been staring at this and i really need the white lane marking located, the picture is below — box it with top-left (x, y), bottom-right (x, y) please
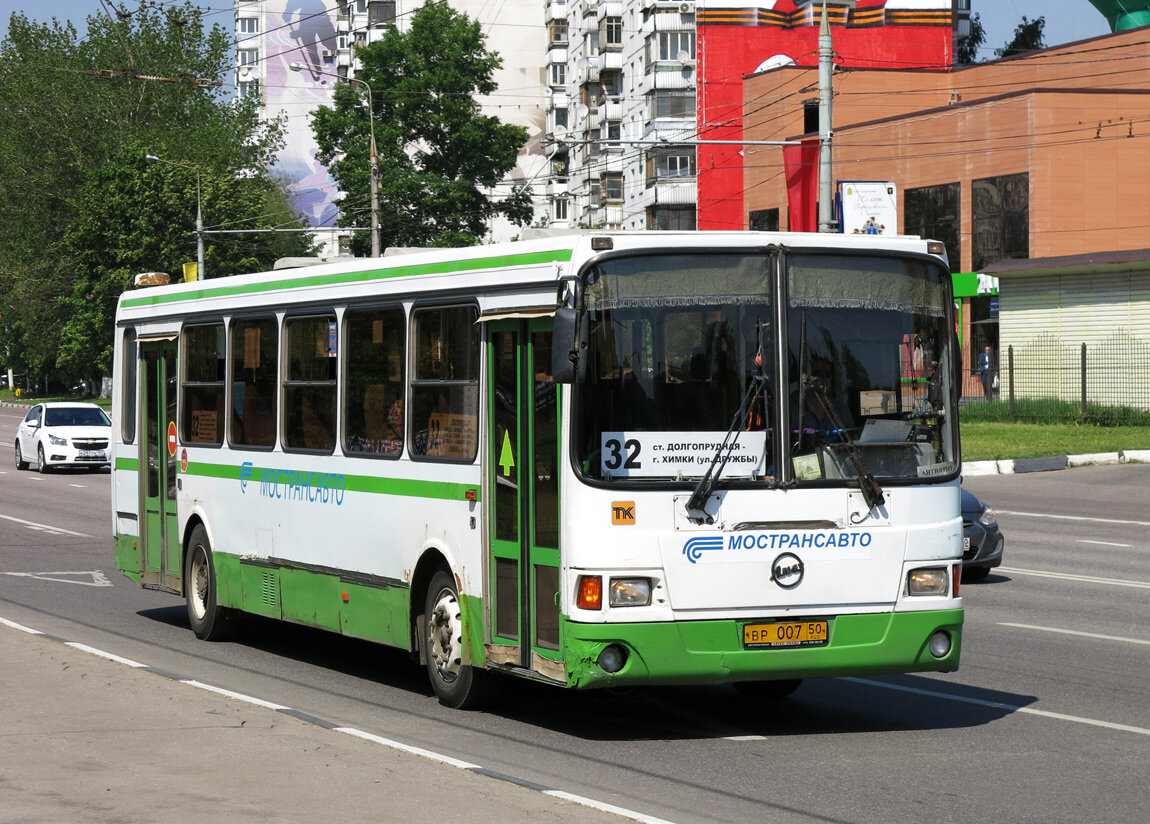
top-left (998, 509), bottom-right (1150, 528)
top-left (1, 570), bottom-right (113, 587)
top-left (997, 566), bottom-right (1150, 589)
top-left (544, 790), bottom-right (680, 824)
top-left (0, 616), bottom-right (43, 634)
top-left (1076, 540), bottom-right (1131, 548)
top-left (844, 677), bottom-right (1150, 736)
top-left (0, 513), bottom-right (93, 538)
top-left (335, 727), bottom-right (481, 769)
top-left (66, 642), bottom-right (148, 667)
top-left (68, 483), bottom-right (87, 489)
top-left (999, 623), bottom-right (1150, 647)
top-left (180, 680), bottom-right (290, 711)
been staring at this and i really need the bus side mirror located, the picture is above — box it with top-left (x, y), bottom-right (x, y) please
top-left (552, 306), bottom-right (585, 384)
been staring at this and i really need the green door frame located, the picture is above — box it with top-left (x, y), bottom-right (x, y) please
top-left (487, 319), bottom-right (562, 680)
top-left (139, 338), bottom-right (181, 592)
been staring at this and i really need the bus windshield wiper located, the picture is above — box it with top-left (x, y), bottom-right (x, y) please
top-left (685, 373), bottom-right (768, 524)
top-left (805, 376), bottom-right (886, 511)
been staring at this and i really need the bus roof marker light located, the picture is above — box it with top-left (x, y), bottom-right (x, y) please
top-left (590, 237), bottom-right (613, 251)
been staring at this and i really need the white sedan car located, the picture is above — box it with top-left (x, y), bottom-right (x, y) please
top-left (14, 402), bottom-right (112, 473)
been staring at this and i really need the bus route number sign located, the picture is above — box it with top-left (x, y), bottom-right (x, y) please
top-left (743, 620), bottom-right (829, 649)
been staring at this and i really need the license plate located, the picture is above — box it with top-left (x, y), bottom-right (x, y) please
top-left (79, 450), bottom-right (104, 458)
top-left (963, 536), bottom-right (971, 549)
top-left (743, 620), bottom-right (829, 649)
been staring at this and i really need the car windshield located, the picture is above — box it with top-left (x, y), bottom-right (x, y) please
top-left (45, 407), bottom-right (111, 427)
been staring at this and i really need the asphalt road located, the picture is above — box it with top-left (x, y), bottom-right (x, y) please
top-left (2, 404), bottom-right (1148, 824)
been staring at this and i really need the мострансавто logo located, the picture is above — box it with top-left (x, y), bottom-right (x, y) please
top-left (682, 530), bottom-right (871, 564)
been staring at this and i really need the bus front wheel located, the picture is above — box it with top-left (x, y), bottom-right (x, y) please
top-left (185, 525), bottom-right (240, 641)
top-left (424, 570), bottom-right (494, 709)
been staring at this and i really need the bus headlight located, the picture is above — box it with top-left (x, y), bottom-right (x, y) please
top-left (907, 567), bottom-right (949, 596)
top-left (609, 578), bottom-right (651, 607)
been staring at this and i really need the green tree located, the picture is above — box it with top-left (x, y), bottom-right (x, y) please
top-left (996, 16), bottom-right (1047, 58)
top-left (955, 12), bottom-right (986, 64)
top-left (310, 1), bottom-right (533, 254)
top-left (0, 4), bottom-right (312, 391)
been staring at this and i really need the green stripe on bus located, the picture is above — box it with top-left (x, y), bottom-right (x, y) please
top-left (116, 456), bottom-right (140, 471)
top-left (181, 461), bottom-right (480, 501)
top-left (120, 248), bottom-right (574, 309)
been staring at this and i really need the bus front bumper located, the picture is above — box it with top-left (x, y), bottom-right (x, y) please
top-left (560, 609), bottom-right (963, 689)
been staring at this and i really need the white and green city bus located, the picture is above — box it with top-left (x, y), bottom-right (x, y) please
top-left (112, 231), bottom-right (964, 708)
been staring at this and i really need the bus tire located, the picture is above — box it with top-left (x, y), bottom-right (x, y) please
top-left (734, 679), bottom-right (803, 700)
top-left (185, 525), bottom-right (240, 641)
top-left (424, 570), bottom-right (495, 709)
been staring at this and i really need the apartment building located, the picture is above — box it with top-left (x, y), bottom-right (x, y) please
top-left (235, 0), bottom-right (546, 245)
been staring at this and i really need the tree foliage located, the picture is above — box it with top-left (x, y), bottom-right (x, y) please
top-left (955, 12), bottom-right (986, 65)
top-left (310, 1), bottom-right (532, 254)
top-left (996, 16), bottom-right (1047, 59)
top-left (0, 3), bottom-right (312, 390)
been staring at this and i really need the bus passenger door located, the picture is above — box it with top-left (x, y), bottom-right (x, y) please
top-left (139, 339), bottom-right (181, 592)
top-left (487, 320), bottom-right (563, 681)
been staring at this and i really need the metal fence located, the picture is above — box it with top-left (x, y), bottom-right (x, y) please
top-left (961, 329), bottom-right (1150, 424)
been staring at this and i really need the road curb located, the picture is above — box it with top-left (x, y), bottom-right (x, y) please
top-left (962, 449), bottom-right (1150, 476)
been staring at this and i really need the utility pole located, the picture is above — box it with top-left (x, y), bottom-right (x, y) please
top-left (818, 1), bottom-right (852, 233)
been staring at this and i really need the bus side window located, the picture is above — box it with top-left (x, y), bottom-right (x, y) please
top-left (344, 306), bottom-right (405, 457)
top-left (410, 305), bottom-right (478, 461)
top-left (230, 317), bottom-right (278, 448)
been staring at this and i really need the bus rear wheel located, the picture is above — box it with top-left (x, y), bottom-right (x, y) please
top-left (424, 570), bottom-right (494, 709)
top-left (185, 525), bottom-right (240, 641)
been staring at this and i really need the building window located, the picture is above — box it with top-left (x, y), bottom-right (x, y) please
top-left (368, 0), bottom-right (396, 26)
top-left (649, 90), bottom-right (695, 119)
top-left (553, 198), bottom-right (569, 222)
top-left (553, 107), bottom-right (569, 131)
top-left (648, 31), bottom-right (695, 62)
top-left (748, 208), bottom-right (780, 231)
top-left (603, 16), bottom-right (623, 47)
top-left (549, 19), bottom-right (568, 45)
top-left (972, 173), bottom-right (1028, 271)
top-left (803, 99), bottom-right (818, 134)
top-left (645, 146), bottom-right (695, 186)
top-left (905, 182), bottom-right (961, 273)
top-left (646, 206), bottom-right (697, 231)
top-left (238, 48), bottom-right (259, 66)
top-left (603, 173), bottom-right (623, 202)
top-left (603, 121), bottom-right (621, 142)
top-left (237, 17), bottom-right (260, 35)
top-left (238, 80), bottom-right (261, 100)
top-left (548, 62), bottom-right (566, 87)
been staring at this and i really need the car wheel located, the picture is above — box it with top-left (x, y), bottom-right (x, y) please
top-left (36, 445), bottom-right (50, 474)
top-left (14, 441), bottom-right (28, 470)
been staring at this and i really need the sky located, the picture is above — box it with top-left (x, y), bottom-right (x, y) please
top-left (0, 1), bottom-right (1121, 53)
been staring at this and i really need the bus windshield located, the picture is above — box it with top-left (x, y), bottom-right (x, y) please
top-left (573, 249), bottom-right (958, 485)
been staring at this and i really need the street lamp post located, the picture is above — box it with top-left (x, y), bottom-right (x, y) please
top-left (290, 62), bottom-right (380, 257)
top-left (146, 154), bottom-right (205, 278)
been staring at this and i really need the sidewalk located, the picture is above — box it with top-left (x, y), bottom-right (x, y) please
top-left (0, 622), bottom-right (630, 824)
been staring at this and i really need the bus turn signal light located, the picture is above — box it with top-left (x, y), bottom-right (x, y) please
top-left (576, 575), bottom-right (603, 610)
